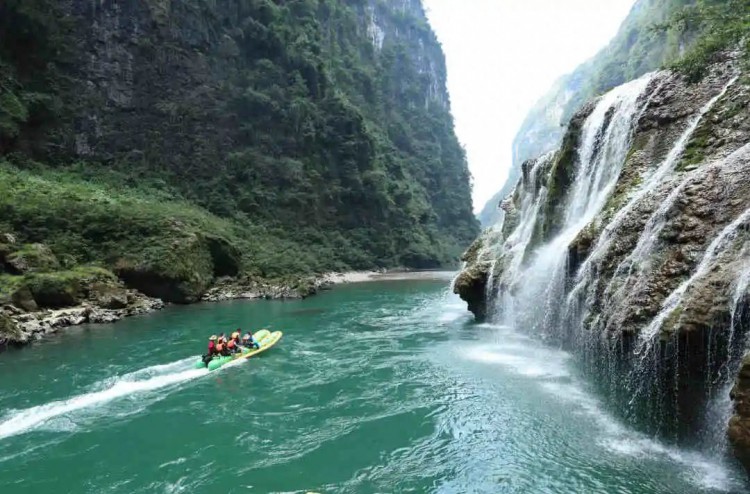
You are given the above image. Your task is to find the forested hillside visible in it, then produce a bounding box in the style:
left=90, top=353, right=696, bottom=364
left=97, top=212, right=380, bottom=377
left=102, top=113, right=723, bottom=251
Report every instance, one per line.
left=479, top=0, right=747, bottom=227
left=0, top=0, right=479, bottom=307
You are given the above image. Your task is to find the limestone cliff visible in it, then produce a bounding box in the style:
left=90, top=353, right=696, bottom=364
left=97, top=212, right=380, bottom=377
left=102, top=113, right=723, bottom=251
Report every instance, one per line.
left=0, top=1, right=478, bottom=320
left=455, top=53, right=750, bottom=472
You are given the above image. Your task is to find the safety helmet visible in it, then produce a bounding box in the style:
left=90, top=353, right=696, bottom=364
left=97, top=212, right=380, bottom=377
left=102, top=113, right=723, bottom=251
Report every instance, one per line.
left=209, top=335, right=217, bottom=341
left=227, top=340, right=236, bottom=349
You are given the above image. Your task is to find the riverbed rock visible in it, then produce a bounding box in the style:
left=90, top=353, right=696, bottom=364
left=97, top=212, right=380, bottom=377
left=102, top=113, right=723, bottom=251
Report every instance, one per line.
left=0, top=312, right=26, bottom=345
left=202, top=275, right=322, bottom=302
left=3, top=288, right=165, bottom=347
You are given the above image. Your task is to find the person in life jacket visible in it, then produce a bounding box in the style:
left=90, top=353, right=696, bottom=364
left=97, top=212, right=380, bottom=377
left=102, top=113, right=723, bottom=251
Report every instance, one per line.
left=227, top=339, right=240, bottom=355
left=208, top=335, right=218, bottom=355
left=202, top=335, right=219, bottom=367
left=216, top=342, right=230, bottom=357
left=243, top=332, right=260, bottom=349
left=231, top=331, right=242, bottom=347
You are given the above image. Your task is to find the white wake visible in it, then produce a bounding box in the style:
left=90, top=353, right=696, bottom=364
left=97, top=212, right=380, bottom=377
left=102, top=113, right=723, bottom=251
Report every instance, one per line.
left=0, top=357, right=208, bottom=441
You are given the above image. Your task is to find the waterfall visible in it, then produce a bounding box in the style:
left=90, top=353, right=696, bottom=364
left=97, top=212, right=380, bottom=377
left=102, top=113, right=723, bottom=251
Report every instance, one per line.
left=637, top=205, right=750, bottom=353
left=567, top=75, right=739, bottom=321
left=497, top=73, right=656, bottom=335
left=703, top=253, right=750, bottom=455
left=481, top=152, right=552, bottom=320
left=502, top=154, right=551, bottom=279
left=473, top=62, right=750, bottom=449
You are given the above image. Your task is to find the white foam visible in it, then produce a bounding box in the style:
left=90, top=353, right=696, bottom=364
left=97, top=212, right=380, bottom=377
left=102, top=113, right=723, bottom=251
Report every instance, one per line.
left=0, top=358, right=208, bottom=440
left=468, top=323, right=742, bottom=492
left=462, top=346, right=570, bottom=378
left=602, top=436, right=737, bottom=491
left=437, top=310, right=469, bottom=323
left=159, top=457, right=188, bottom=469
left=539, top=383, right=740, bottom=491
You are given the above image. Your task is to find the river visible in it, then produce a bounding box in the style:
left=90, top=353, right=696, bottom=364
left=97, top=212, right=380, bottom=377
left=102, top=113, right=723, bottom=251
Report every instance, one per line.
left=0, top=273, right=746, bottom=493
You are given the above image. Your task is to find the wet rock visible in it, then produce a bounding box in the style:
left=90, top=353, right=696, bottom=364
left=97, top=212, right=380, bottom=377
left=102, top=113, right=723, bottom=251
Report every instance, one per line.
left=730, top=354, right=750, bottom=474
left=457, top=54, right=750, bottom=462
left=452, top=262, right=489, bottom=321
left=453, top=236, right=492, bottom=321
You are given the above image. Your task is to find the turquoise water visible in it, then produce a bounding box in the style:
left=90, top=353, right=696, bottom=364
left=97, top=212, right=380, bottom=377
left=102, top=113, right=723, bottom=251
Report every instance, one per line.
left=0, top=274, right=746, bottom=493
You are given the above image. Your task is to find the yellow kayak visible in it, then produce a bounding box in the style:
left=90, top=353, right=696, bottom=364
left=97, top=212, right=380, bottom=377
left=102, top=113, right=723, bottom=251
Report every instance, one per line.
left=235, top=330, right=283, bottom=361
left=199, top=330, right=283, bottom=371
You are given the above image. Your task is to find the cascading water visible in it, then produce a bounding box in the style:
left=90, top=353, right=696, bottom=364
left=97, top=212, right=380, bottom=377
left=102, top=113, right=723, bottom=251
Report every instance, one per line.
left=703, top=252, right=750, bottom=455
left=498, top=73, right=656, bottom=337
left=637, top=204, right=750, bottom=353
left=472, top=61, right=750, bottom=464
left=482, top=152, right=552, bottom=321
left=567, top=75, right=739, bottom=325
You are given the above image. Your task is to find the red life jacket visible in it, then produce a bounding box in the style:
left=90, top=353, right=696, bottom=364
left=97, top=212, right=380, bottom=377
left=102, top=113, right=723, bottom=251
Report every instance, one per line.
left=208, top=341, right=216, bottom=354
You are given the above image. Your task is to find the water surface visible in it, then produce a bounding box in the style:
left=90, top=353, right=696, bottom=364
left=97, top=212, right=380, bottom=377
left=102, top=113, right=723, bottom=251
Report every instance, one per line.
left=0, top=274, right=745, bottom=493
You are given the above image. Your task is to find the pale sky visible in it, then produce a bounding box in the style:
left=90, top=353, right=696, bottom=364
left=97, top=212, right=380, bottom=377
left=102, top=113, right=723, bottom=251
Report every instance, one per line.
left=423, top=0, right=636, bottom=212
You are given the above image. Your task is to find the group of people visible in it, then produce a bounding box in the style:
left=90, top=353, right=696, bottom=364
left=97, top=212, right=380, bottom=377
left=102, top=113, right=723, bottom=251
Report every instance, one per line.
left=207, top=330, right=260, bottom=358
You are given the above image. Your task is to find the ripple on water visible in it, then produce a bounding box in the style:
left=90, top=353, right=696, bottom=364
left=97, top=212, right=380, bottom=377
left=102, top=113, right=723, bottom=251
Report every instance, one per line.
left=0, top=284, right=747, bottom=493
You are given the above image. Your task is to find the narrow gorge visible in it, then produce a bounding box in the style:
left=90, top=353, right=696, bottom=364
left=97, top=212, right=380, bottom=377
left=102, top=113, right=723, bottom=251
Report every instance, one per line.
left=455, top=52, right=750, bottom=474
left=0, top=0, right=478, bottom=345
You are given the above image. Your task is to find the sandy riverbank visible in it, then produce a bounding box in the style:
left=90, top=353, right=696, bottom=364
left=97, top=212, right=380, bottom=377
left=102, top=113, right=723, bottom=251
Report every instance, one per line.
left=322, top=270, right=457, bottom=284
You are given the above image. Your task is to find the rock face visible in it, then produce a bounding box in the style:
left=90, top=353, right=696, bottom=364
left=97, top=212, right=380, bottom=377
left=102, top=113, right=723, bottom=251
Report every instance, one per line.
left=1, top=0, right=479, bottom=271
left=452, top=235, right=492, bottom=321
left=115, top=232, right=221, bottom=304
left=457, top=54, right=750, bottom=472
left=731, top=353, right=750, bottom=471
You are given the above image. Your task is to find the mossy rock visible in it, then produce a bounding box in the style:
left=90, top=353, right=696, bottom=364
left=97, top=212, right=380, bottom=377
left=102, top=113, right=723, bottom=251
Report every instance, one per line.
left=0, top=242, right=14, bottom=270
left=89, top=282, right=129, bottom=309
left=205, top=235, right=242, bottom=277
left=0, top=312, right=26, bottom=345
left=461, top=237, right=485, bottom=264
left=5, top=244, right=60, bottom=274
left=0, top=274, right=23, bottom=304
left=11, top=286, right=38, bottom=312
left=24, top=267, right=115, bottom=309
left=115, top=233, right=217, bottom=303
